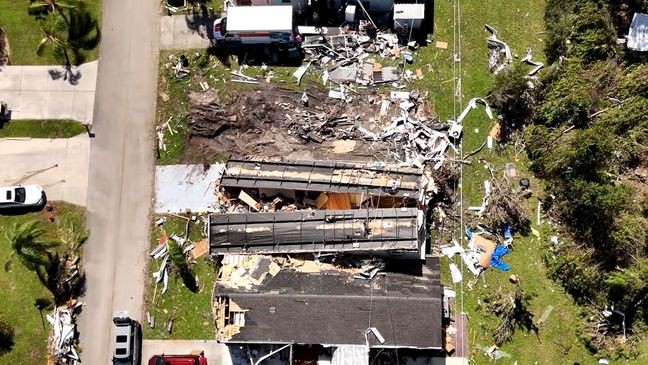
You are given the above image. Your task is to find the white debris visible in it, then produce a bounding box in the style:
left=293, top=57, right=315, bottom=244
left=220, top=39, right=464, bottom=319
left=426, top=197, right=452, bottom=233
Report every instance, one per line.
left=485, top=24, right=512, bottom=74
left=522, top=48, right=544, bottom=76
left=449, top=263, right=462, bottom=283
left=49, top=305, right=82, bottom=364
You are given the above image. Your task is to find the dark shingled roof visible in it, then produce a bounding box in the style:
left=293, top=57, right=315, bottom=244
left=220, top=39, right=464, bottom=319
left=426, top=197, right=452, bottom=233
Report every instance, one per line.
left=215, top=257, right=443, bottom=349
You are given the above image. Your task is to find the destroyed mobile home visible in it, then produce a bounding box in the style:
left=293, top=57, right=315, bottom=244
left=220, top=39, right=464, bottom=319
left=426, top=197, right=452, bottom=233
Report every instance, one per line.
left=212, top=254, right=443, bottom=350
left=209, top=158, right=432, bottom=256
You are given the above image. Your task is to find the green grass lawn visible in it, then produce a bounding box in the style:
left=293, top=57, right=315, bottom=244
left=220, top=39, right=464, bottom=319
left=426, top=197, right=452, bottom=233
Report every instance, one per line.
left=423, top=0, right=648, bottom=362
left=0, top=0, right=101, bottom=65
left=0, top=119, right=86, bottom=138
left=0, top=202, right=85, bottom=364
left=144, top=215, right=216, bottom=339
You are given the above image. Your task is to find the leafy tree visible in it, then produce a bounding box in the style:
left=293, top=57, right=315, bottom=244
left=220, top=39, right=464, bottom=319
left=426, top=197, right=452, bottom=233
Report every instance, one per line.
left=605, top=259, right=648, bottom=323
left=537, top=63, right=593, bottom=128
left=489, top=65, right=535, bottom=140
left=545, top=245, right=603, bottom=304
left=544, top=0, right=616, bottom=64
left=0, top=318, right=14, bottom=356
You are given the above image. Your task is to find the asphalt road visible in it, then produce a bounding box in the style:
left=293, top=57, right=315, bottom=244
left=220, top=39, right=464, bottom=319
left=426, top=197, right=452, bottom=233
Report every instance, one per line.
left=77, top=0, right=159, bottom=363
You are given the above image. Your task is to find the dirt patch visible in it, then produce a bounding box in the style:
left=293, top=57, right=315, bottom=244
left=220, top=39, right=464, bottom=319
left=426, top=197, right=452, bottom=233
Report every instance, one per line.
left=184, top=83, right=436, bottom=163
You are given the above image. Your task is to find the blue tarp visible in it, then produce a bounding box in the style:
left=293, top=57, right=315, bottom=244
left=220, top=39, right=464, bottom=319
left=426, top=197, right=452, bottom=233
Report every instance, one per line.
left=490, top=245, right=510, bottom=271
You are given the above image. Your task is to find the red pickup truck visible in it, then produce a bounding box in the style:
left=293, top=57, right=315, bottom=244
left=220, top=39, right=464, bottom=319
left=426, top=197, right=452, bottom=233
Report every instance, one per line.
left=148, top=354, right=207, bottom=365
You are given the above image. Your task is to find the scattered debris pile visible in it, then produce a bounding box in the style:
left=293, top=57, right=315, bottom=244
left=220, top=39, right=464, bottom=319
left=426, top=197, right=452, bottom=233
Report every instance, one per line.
left=296, top=23, right=424, bottom=87
left=47, top=301, right=83, bottom=365
left=186, top=83, right=454, bottom=164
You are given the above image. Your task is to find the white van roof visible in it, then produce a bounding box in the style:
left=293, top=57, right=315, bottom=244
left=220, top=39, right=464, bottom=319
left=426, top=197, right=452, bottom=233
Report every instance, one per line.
left=226, top=5, right=293, bottom=32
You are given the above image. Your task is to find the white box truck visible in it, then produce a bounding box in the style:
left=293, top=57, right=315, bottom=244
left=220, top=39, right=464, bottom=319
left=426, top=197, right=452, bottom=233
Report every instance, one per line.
left=213, top=5, right=299, bottom=48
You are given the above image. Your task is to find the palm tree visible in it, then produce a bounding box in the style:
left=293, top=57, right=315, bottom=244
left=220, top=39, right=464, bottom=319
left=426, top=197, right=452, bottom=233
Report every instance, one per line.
left=37, top=22, right=73, bottom=67
left=33, top=0, right=100, bottom=66
left=4, top=220, right=59, bottom=285
left=28, top=0, right=78, bottom=25
left=57, top=216, right=89, bottom=252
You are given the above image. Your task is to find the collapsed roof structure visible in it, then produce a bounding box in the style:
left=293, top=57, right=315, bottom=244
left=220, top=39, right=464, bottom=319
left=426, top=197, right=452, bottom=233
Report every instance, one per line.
left=208, top=207, right=424, bottom=255
left=213, top=255, right=443, bottom=350
left=212, top=157, right=432, bottom=257
left=219, top=158, right=426, bottom=200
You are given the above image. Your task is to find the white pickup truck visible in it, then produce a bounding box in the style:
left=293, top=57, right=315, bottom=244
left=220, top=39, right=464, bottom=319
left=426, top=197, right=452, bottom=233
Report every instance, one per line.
left=212, top=5, right=299, bottom=48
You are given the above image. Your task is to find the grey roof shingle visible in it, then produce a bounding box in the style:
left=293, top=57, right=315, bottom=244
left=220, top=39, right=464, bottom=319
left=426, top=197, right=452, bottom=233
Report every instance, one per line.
left=215, top=257, right=443, bottom=349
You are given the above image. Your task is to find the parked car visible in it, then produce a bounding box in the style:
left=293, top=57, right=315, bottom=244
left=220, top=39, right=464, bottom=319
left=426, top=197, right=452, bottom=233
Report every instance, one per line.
left=112, top=311, right=142, bottom=365
left=148, top=353, right=207, bottom=365
left=0, top=185, right=46, bottom=211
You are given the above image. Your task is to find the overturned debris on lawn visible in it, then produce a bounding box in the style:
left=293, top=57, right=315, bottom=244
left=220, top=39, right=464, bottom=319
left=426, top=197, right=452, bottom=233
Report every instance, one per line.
left=48, top=301, right=83, bottom=365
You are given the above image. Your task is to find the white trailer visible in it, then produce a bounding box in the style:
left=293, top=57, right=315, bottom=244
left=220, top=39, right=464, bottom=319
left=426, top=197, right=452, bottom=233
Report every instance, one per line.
left=213, top=6, right=298, bottom=48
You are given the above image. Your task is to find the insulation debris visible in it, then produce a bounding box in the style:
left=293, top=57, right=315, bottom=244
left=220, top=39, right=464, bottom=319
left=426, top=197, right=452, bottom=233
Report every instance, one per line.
left=485, top=24, right=512, bottom=74
left=48, top=302, right=83, bottom=365
left=522, top=48, right=544, bottom=76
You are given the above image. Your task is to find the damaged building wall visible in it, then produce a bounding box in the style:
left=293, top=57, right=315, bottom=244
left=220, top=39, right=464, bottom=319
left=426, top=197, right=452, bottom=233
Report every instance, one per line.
left=209, top=207, right=424, bottom=255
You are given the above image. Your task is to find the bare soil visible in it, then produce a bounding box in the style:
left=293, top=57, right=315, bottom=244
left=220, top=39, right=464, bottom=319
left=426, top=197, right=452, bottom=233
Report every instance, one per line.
left=184, top=83, right=434, bottom=163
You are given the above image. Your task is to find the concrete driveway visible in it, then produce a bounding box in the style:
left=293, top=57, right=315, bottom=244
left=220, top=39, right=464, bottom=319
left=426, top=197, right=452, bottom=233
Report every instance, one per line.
left=0, top=62, right=97, bottom=121
left=0, top=135, right=90, bottom=206
left=160, top=15, right=211, bottom=50
left=143, top=340, right=235, bottom=364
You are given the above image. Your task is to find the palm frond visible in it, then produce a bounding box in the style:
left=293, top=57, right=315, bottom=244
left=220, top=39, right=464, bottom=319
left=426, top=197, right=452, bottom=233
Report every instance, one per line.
left=36, top=36, right=51, bottom=56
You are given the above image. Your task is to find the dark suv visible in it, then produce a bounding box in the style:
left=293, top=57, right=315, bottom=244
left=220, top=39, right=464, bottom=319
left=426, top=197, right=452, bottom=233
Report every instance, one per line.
left=112, top=312, right=142, bottom=365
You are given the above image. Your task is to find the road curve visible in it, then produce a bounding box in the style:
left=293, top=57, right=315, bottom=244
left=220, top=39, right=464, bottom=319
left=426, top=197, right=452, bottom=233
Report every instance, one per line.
left=78, top=0, right=159, bottom=363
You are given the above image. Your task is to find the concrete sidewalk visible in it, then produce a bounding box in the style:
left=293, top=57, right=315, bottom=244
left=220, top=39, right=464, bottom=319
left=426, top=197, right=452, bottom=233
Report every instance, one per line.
left=160, top=15, right=212, bottom=50
left=0, top=61, right=97, bottom=121
left=0, top=135, right=90, bottom=206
